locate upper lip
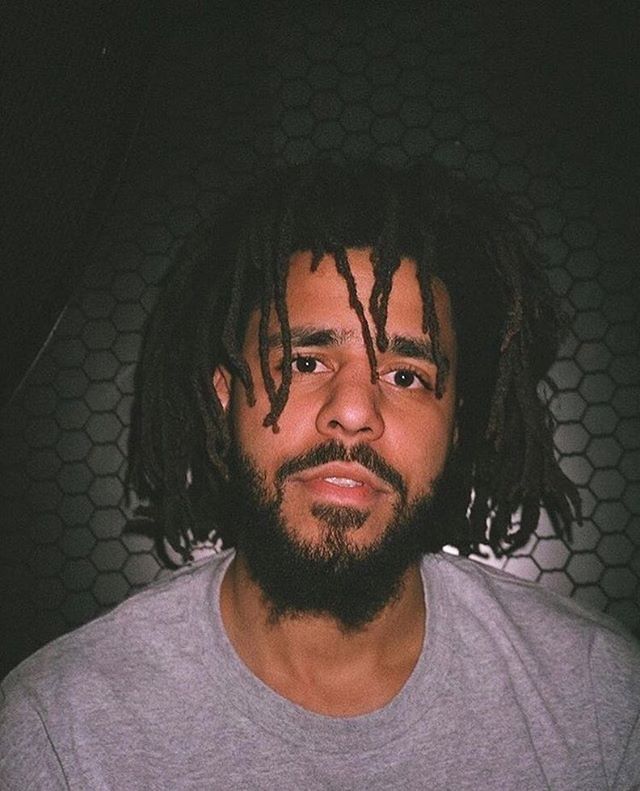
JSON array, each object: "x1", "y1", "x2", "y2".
[{"x1": 289, "y1": 462, "x2": 391, "y2": 493}]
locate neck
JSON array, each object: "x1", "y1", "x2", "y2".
[{"x1": 220, "y1": 550, "x2": 426, "y2": 717}]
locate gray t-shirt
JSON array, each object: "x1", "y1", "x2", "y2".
[{"x1": 1, "y1": 550, "x2": 639, "y2": 790}]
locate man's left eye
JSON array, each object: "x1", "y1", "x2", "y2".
[{"x1": 381, "y1": 369, "x2": 429, "y2": 390}]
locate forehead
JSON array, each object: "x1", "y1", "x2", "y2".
[
  {"x1": 284, "y1": 248, "x2": 454, "y2": 346},
  {"x1": 241, "y1": 248, "x2": 456, "y2": 367}
]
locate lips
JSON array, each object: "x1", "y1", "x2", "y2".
[
  {"x1": 291, "y1": 462, "x2": 389, "y2": 491},
  {"x1": 288, "y1": 462, "x2": 391, "y2": 507},
  {"x1": 274, "y1": 440, "x2": 407, "y2": 502}
]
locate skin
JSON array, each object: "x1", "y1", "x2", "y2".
[{"x1": 214, "y1": 247, "x2": 458, "y2": 716}]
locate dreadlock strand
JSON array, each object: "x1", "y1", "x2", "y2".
[
  {"x1": 257, "y1": 260, "x2": 278, "y2": 422},
  {"x1": 416, "y1": 215, "x2": 452, "y2": 397},
  {"x1": 417, "y1": 256, "x2": 449, "y2": 398},
  {"x1": 492, "y1": 235, "x2": 526, "y2": 355},
  {"x1": 333, "y1": 247, "x2": 379, "y2": 382},
  {"x1": 484, "y1": 228, "x2": 531, "y2": 445},
  {"x1": 263, "y1": 207, "x2": 296, "y2": 428},
  {"x1": 136, "y1": 258, "x2": 193, "y2": 489},
  {"x1": 369, "y1": 188, "x2": 401, "y2": 349},
  {"x1": 221, "y1": 234, "x2": 254, "y2": 404},
  {"x1": 368, "y1": 248, "x2": 390, "y2": 350}
]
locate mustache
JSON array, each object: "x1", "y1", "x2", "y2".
[{"x1": 275, "y1": 440, "x2": 407, "y2": 501}]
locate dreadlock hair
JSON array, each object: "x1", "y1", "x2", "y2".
[{"x1": 126, "y1": 159, "x2": 581, "y2": 563}]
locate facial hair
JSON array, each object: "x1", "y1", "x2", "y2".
[{"x1": 226, "y1": 440, "x2": 449, "y2": 631}]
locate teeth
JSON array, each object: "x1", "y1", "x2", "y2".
[{"x1": 324, "y1": 477, "x2": 363, "y2": 488}]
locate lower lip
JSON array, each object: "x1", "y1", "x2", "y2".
[{"x1": 293, "y1": 477, "x2": 385, "y2": 507}]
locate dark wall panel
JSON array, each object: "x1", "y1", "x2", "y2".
[{"x1": 0, "y1": 1, "x2": 153, "y2": 403}]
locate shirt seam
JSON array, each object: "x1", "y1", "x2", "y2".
[
  {"x1": 16, "y1": 679, "x2": 71, "y2": 790},
  {"x1": 589, "y1": 628, "x2": 613, "y2": 790}
]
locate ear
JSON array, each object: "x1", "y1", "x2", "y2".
[{"x1": 212, "y1": 366, "x2": 232, "y2": 412}]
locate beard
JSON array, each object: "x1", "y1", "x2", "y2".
[{"x1": 225, "y1": 439, "x2": 452, "y2": 631}]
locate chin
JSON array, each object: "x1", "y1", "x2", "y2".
[{"x1": 283, "y1": 500, "x2": 387, "y2": 547}]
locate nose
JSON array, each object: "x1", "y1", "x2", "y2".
[{"x1": 316, "y1": 365, "x2": 384, "y2": 441}]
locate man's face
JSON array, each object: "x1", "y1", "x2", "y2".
[{"x1": 215, "y1": 248, "x2": 458, "y2": 624}]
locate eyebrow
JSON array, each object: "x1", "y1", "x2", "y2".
[
  {"x1": 268, "y1": 326, "x2": 354, "y2": 349},
  {"x1": 386, "y1": 335, "x2": 436, "y2": 365},
  {"x1": 268, "y1": 325, "x2": 444, "y2": 367}
]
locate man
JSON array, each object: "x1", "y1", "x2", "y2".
[{"x1": 1, "y1": 161, "x2": 639, "y2": 789}]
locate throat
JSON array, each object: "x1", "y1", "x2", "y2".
[
  {"x1": 266, "y1": 653, "x2": 421, "y2": 717},
  {"x1": 220, "y1": 555, "x2": 426, "y2": 717}
]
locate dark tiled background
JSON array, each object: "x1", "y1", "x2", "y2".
[{"x1": 1, "y1": 1, "x2": 638, "y2": 678}]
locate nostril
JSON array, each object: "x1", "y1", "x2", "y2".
[{"x1": 327, "y1": 418, "x2": 376, "y2": 435}]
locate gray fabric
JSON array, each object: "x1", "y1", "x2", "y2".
[{"x1": 1, "y1": 550, "x2": 639, "y2": 790}]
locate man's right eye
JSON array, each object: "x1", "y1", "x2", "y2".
[{"x1": 292, "y1": 356, "x2": 327, "y2": 374}]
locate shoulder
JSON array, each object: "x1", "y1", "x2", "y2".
[
  {"x1": 425, "y1": 552, "x2": 640, "y2": 715},
  {"x1": 0, "y1": 551, "x2": 233, "y2": 786},
  {"x1": 1, "y1": 551, "x2": 232, "y2": 702},
  {"x1": 424, "y1": 553, "x2": 640, "y2": 786},
  {"x1": 426, "y1": 550, "x2": 639, "y2": 646},
  {"x1": 424, "y1": 550, "x2": 640, "y2": 695},
  {"x1": 427, "y1": 552, "x2": 640, "y2": 786}
]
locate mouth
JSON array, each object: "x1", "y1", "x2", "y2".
[{"x1": 288, "y1": 462, "x2": 392, "y2": 507}]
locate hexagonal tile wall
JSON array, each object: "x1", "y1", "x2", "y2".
[{"x1": 1, "y1": 3, "x2": 638, "y2": 676}]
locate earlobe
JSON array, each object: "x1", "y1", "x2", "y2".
[{"x1": 213, "y1": 366, "x2": 232, "y2": 412}]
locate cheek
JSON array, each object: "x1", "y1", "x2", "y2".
[
  {"x1": 230, "y1": 393, "x2": 302, "y2": 468},
  {"x1": 230, "y1": 389, "x2": 267, "y2": 452},
  {"x1": 387, "y1": 404, "x2": 455, "y2": 476}
]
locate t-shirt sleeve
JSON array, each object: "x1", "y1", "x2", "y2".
[
  {"x1": 0, "y1": 677, "x2": 69, "y2": 790},
  {"x1": 589, "y1": 627, "x2": 640, "y2": 790}
]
